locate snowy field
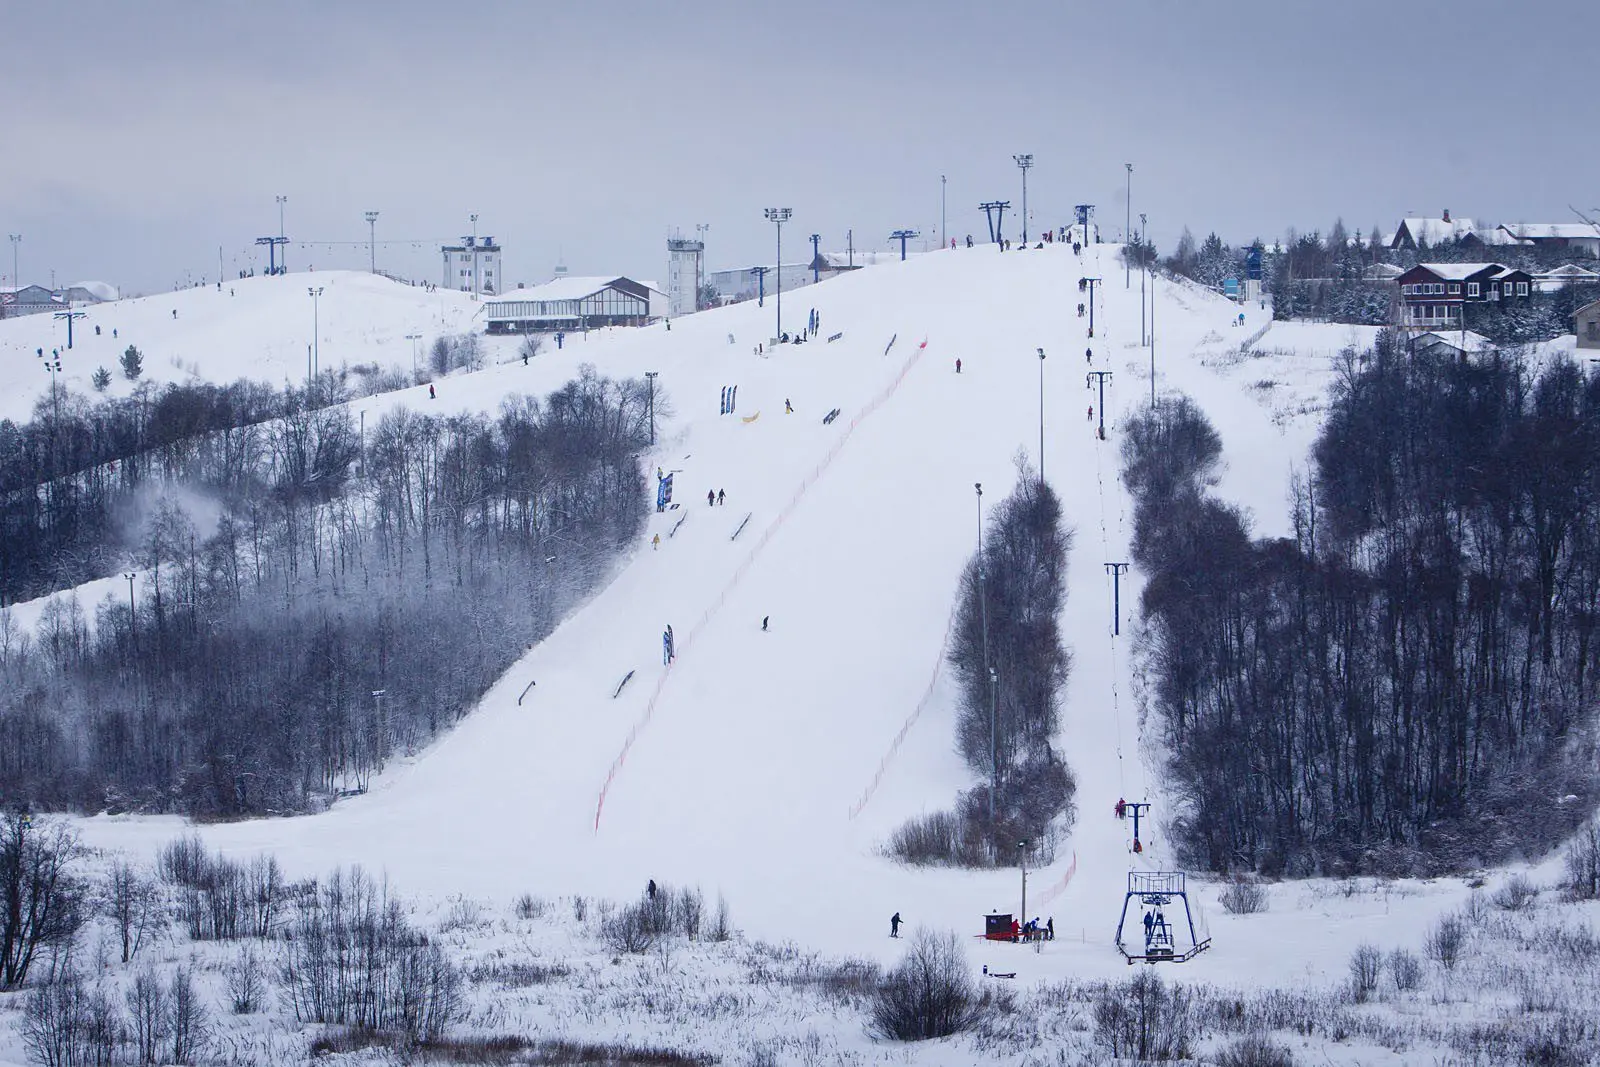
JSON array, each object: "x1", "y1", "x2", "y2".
[{"x1": 3, "y1": 246, "x2": 1596, "y2": 1065}]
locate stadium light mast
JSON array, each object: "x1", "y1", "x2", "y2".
[
  {"x1": 1014, "y1": 154, "x2": 1034, "y2": 243},
  {"x1": 1037, "y1": 347, "x2": 1047, "y2": 481},
  {"x1": 976, "y1": 481, "x2": 994, "y2": 825},
  {"x1": 764, "y1": 208, "x2": 791, "y2": 339},
  {"x1": 307, "y1": 286, "x2": 324, "y2": 386},
  {"x1": 7, "y1": 233, "x2": 18, "y2": 288},
  {"x1": 276, "y1": 196, "x2": 288, "y2": 273},
  {"x1": 1124, "y1": 164, "x2": 1132, "y2": 288},
  {"x1": 644, "y1": 371, "x2": 659, "y2": 446},
  {"x1": 365, "y1": 211, "x2": 380, "y2": 273}
]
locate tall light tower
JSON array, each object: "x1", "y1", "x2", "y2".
[
  {"x1": 469, "y1": 213, "x2": 480, "y2": 296},
  {"x1": 1139, "y1": 212, "x2": 1148, "y2": 346},
  {"x1": 941, "y1": 174, "x2": 947, "y2": 248},
  {"x1": 1037, "y1": 347, "x2": 1047, "y2": 481},
  {"x1": 763, "y1": 207, "x2": 791, "y2": 339},
  {"x1": 644, "y1": 371, "x2": 659, "y2": 446},
  {"x1": 1014, "y1": 154, "x2": 1034, "y2": 243},
  {"x1": 975, "y1": 481, "x2": 993, "y2": 823},
  {"x1": 1124, "y1": 163, "x2": 1132, "y2": 288},
  {"x1": 7, "y1": 233, "x2": 18, "y2": 288},
  {"x1": 364, "y1": 211, "x2": 380, "y2": 273},
  {"x1": 276, "y1": 196, "x2": 288, "y2": 274},
  {"x1": 307, "y1": 286, "x2": 324, "y2": 386}
]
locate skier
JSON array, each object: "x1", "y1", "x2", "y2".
[
  {"x1": 522, "y1": 352, "x2": 529, "y2": 366},
  {"x1": 1116, "y1": 797, "x2": 1126, "y2": 818},
  {"x1": 429, "y1": 384, "x2": 436, "y2": 399},
  {"x1": 1047, "y1": 917, "x2": 1054, "y2": 941},
  {"x1": 708, "y1": 489, "x2": 715, "y2": 506},
  {"x1": 717, "y1": 489, "x2": 725, "y2": 505},
  {"x1": 1087, "y1": 405, "x2": 1093, "y2": 421},
  {"x1": 965, "y1": 234, "x2": 974, "y2": 248},
  {"x1": 665, "y1": 320, "x2": 671, "y2": 331},
  {"x1": 113, "y1": 329, "x2": 117, "y2": 339},
  {"x1": 652, "y1": 533, "x2": 660, "y2": 551},
  {"x1": 955, "y1": 358, "x2": 962, "y2": 374},
  {"x1": 890, "y1": 912, "x2": 901, "y2": 937},
  {"x1": 762, "y1": 615, "x2": 769, "y2": 631},
  {"x1": 949, "y1": 238, "x2": 956, "y2": 250},
  {"x1": 785, "y1": 398, "x2": 793, "y2": 414},
  {"x1": 171, "y1": 309, "x2": 177, "y2": 319},
  {"x1": 1086, "y1": 347, "x2": 1093, "y2": 365},
  {"x1": 94, "y1": 325, "x2": 100, "y2": 336}
]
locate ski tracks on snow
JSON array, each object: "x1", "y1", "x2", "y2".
[{"x1": 593, "y1": 337, "x2": 933, "y2": 832}]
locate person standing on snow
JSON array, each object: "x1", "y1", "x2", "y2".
[
  {"x1": 717, "y1": 489, "x2": 725, "y2": 505},
  {"x1": 651, "y1": 533, "x2": 660, "y2": 551},
  {"x1": 429, "y1": 384, "x2": 436, "y2": 399},
  {"x1": 707, "y1": 489, "x2": 715, "y2": 506},
  {"x1": 890, "y1": 912, "x2": 901, "y2": 938},
  {"x1": 955, "y1": 358, "x2": 962, "y2": 374},
  {"x1": 761, "y1": 616, "x2": 769, "y2": 631}
]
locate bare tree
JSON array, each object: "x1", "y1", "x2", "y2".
[
  {"x1": 102, "y1": 859, "x2": 165, "y2": 963},
  {"x1": 1, "y1": 814, "x2": 87, "y2": 989}
]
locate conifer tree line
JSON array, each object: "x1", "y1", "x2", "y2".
[
  {"x1": 889, "y1": 461, "x2": 1075, "y2": 865},
  {"x1": 1124, "y1": 340, "x2": 1600, "y2": 876},
  {"x1": 0, "y1": 365, "x2": 651, "y2": 816}
]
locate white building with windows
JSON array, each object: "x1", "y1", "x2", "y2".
[
  {"x1": 441, "y1": 237, "x2": 502, "y2": 295},
  {"x1": 483, "y1": 276, "x2": 666, "y2": 334}
]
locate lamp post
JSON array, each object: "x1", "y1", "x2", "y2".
[
  {"x1": 1019, "y1": 839, "x2": 1029, "y2": 932},
  {"x1": 307, "y1": 286, "x2": 324, "y2": 386},
  {"x1": 1037, "y1": 347, "x2": 1047, "y2": 481},
  {"x1": 125, "y1": 572, "x2": 137, "y2": 648},
  {"x1": 1014, "y1": 154, "x2": 1033, "y2": 243},
  {"x1": 7, "y1": 233, "x2": 18, "y2": 288},
  {"x1": 941, "y1": 174, "x2": 947, "y2": 249},
  {"x1": 644, "y1": 371, "x2": 658, "y2": 446},
  {"x1": 1139, "y1": 212, "x2": 1148, "y2": 346},
  {"x1": 1124, "y1": 163, "x2": 1132, "y2": 288},
  {"x1": 365, "y1": 211, "x2": 379, "y2": 273},
  {"x1": 276, "y1": 196, "x2": 288, "y2": 273},
  {"x1": 469, "y1": 213, "x2": 480, "y2": 296},
  {"x1": 976, "y1": 481, "x2": 993, "y2": 825},
  {"x1": 764, "y1": 207, "x2": 791, "y2": 339}
]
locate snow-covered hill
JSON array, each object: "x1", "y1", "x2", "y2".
[
  {"x1": 21, "y1": 242, "x2": 1489, "y2": 998},
  {"x1": 0, "y1": 271, "x2": 479, "y2": 423}
]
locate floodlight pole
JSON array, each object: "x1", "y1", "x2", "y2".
[
  {"x1": 1139, "y1": 212, "x2": 1148, "y2": 346},
  {"x1": 644, "y1": 371, "x2": 658, "y2": 446},
  {"x1": 1019, "y1": 840, "x2": 1029, "y2": 931},
  {"x1": 365, "y1": 211, "x2": 380, "y2": 273},
  {"x1": 276, "y1": 196, "x2": 288, "y2": 273},
  {"x1": 1014, "y1": 154, "x2": 1033, "y2": 243},
  {"x1": 810, "y1": 233, "x2": 821, "y2": 282},
  {"x1": 1124, "y1": 163, "x2": 1132, "y2": 288},
  {"x1": 976, "y1": 481, "x2": 993, "y2": 825},
  {"x1": 307, "y1": 286, "x2": 324, "y2": 385},
  {"x1": 941, "y1": 174, "x2": 947, "y2": 248},
  {"x1": 1037, "y1": 347, "x2": 1046, "y2": 481},
  {"x1": 764, "y1": 208, "x2": 791, "y2": 338},
  {"x1": 8, "y1": 233, "x2": 19, "y2": 288}
]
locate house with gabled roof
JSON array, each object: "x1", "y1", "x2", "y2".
[{"x1": 1497, "y1": 223, "x2": 1600, "y2": 257}]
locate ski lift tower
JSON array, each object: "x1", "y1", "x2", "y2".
[
  {"x1": 1114, "y1": 871, "x2": 1211, "y2": 964},
  {"x1": 666, "y1": 233, "x2": 705, "y2": 317}
]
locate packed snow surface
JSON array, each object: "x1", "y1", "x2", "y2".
[{"x1": 23, "y1": 247, "x2": 1496, "y2": 993}]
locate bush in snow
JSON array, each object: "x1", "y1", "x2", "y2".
[
  {"x1": 1219, "y1": 878, "x2": 1269, "y2": 915},
  {"x1": 603, "y1": 900, "x2": 660, "y2": 954},
  {"x1": 1425, "y1": 914, "x2": 1466, "y2": 972},
  {"x1": 1347, "y1": 943, "x2": 1383, "y2": 1002},
  {"x1": 1388, "y1": 948, "x2": 1422, "y2": 992},
  {"x1": 1492, "y1": 874, "x2": 1538, "y2": 912},
  {"x1": 514, "y1": 892, "x2": 547, "y2": 920},
  {"x1": 1564, "y1": 825, "x2": 1600, "y2": 901},
  {"x1": 1092, "y1": 969, "x2": 1194, "y2": 1062},
  {"x1": 1215, "y1": 1032, "x2": 1295, "y2": 1067},
  {"x1": 869, "y1": 929, "x2": 978, "y2": 1041}
]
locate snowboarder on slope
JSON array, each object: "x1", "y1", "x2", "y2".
[
  {"x1": 761, "y1": 616, "x2": 769, "y2": 631},
  {"x1": 890, "y1": 912, "x2": 901, "y2": 937}
]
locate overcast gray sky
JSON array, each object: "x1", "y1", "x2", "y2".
[{"x1": 3, "y1": 0, "x2": 1596, "y2": 295}]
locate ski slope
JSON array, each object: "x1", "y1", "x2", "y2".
[
  {"x1": 0, "y1": 271, "x2": 479, "y2": 423},
  {"x1": 53, "y1": 245, "x2": 1479, "y2": 991}
]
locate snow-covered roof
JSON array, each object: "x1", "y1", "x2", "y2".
[
  {"x1": 1395, "y1": 217, "x2": 1478, "y2": 246},
  {"x1": 1498, "y1": 223, "x2": 1600, "y2": 242},
  {"x1": 1538, "y1": 264, "x2": 1600, "y2": 279},
  {"x1": 815, "y1": 250, "x2": 920, "y2": 268},
  {"x1": 1414, "y1": 262, "x2": 1506, "y2": 281},
  {"x1": 488, "y1": 276, "x2": 637, "y2": 304},
  {"x1": 65, "y1": 280, "x2": 119, "y2": 302},
  {"x1": 1362, "y1": 263, "x2": 1404, "y2": 279},
  {"x1": 1413, "y1": 329, "x2": 1496, "y2": 353}
]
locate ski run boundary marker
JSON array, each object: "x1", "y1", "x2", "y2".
[
  {"x1": 594, "y1": 336, "x2": 932, "y2": 832},
  {"x1": 612, "y1": 670, "x2": 635, "y2": 699}
]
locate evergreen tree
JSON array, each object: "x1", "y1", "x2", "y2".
[{"x1": 120, "y1": 345, "x2": 143, "y2": 381}]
